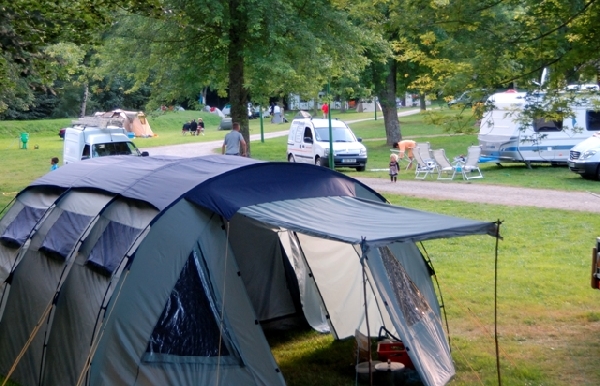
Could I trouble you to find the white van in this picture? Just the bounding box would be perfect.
[568,133,600,179]
[287,117,367,171]
[63,125,148,165]
[479,90,600,165]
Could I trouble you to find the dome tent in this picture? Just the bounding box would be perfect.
[0,155,497,386]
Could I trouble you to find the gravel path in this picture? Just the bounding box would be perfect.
[141,111,600,213]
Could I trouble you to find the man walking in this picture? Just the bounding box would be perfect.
[222,122,247,156]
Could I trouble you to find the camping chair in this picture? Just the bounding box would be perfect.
[460,145,484,180]
[432,149,459,180]
[412,145,437,179]
[415,142,434,162]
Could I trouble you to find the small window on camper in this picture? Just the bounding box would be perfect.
[586,110,600,131]
[532,118,563,132]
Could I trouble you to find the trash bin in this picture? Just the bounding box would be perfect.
[20,133,29,149]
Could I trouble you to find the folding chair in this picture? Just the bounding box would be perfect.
[432,149,459,180]
[412,146,437,179]
[461,145,484,180]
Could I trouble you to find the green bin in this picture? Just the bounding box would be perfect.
[20,133,29,149]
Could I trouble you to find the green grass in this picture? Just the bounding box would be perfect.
[2,108,600,386]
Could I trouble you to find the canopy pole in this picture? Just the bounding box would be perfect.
[359,238,373,386]
[494,220,503,386]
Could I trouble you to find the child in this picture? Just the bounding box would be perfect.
[389,153,399,182]
[50,157,59,171]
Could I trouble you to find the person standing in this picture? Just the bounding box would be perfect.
[189,119,198,136]
[321,103,329,119]
[389,154,399,182]
[222,122,247,156]
[272,103,282,123]
[50,157,59,171]
[197,118,205,135]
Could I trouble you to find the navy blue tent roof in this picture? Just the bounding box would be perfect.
[30,155,384,216]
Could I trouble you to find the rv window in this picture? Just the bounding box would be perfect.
[586,111,600,131]
[532,118,562,132]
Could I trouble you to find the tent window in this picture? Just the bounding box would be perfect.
[532,118,563,132]
[38,211,92,261]
[86,221,141,276]
[586,110,600,131]
[379,246,432,327]
[0,206,46,248]
[146,252,230,358]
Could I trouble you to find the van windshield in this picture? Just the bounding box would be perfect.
[314,127,357,142]
[92,142,140,157]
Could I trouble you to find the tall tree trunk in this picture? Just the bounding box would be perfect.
[419,92,426,111]
[228,0,250,155]
[80,83,89,118]
[376,59,401,146]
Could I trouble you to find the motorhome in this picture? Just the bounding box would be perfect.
[63,124,148,165]
[478,90,600,164]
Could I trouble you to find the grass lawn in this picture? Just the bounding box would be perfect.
[1,107,600,386]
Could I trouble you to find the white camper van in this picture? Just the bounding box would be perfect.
[568,132,600,179]
[287,117,367,171]
[478,90,600,164]
[63,125,148,165]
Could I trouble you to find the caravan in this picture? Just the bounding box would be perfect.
[478,90,600,164]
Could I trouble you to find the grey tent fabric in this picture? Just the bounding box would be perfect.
[0,156,499,386]
[238,196,496,247]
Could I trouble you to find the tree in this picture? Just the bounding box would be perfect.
[94,0,372,155]
[0,0,159,118]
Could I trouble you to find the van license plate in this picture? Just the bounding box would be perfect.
[342,159,356,163]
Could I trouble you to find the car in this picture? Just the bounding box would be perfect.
[568,132,600,179]
[286,117,367,171]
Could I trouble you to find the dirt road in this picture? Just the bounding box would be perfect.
[141,110,600,213]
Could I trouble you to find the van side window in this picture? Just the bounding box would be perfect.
[532,118,562,132]
[586,111,600,131]
[294,125,303,143]
[303,127,313,143]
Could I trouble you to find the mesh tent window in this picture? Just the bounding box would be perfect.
[145,251,233,361]
[380,246,432,327]
[0,206,46,248]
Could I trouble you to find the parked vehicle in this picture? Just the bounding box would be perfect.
[287,116,367,171]
[478,90,600,165]
[568,133,600,179]
[63,123,148,165]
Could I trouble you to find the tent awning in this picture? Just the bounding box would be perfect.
[237,196,497,248]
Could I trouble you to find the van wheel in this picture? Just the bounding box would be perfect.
[356,165,366,172]
[315,156,322,167]
[596,165,600,180]
[288,154,295,163]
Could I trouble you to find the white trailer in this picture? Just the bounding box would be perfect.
[478,90,600,164]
